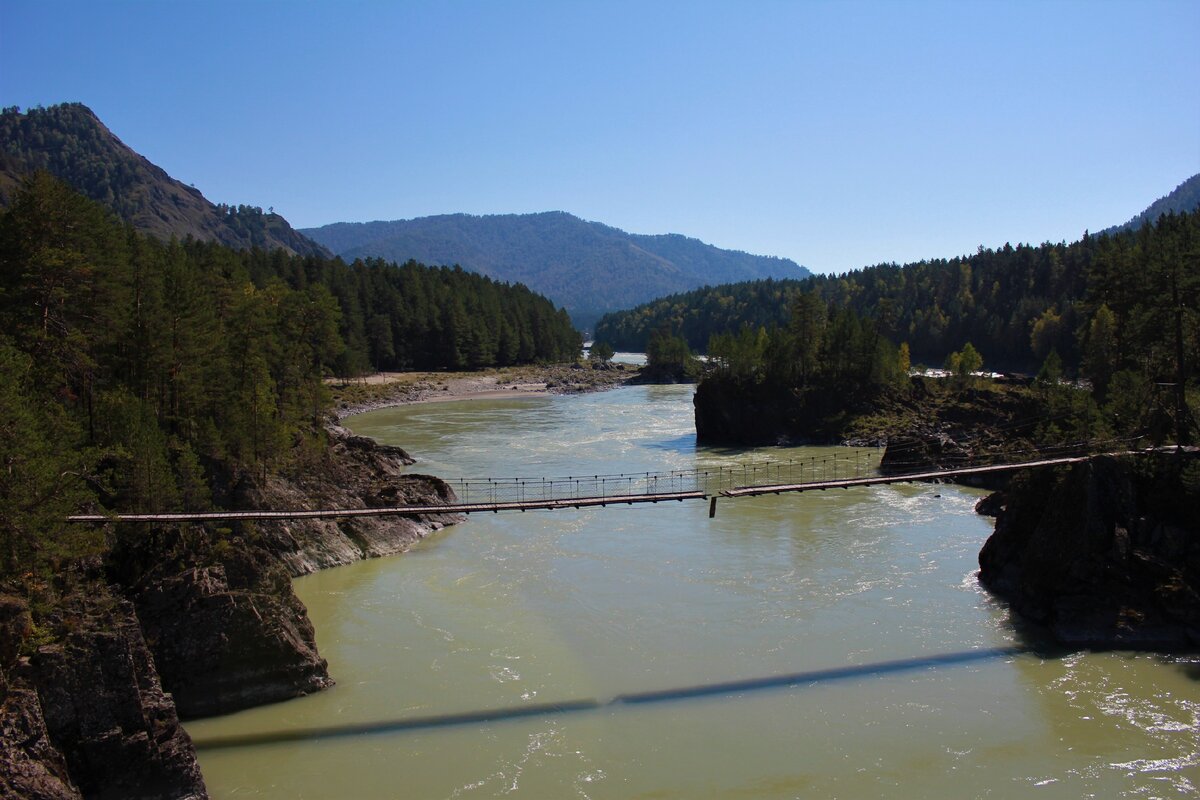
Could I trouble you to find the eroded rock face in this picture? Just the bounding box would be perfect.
[235,423,461,575]
[1,681,81,800]
[0,596,80,800]
[978,454,1200,649]
[117,530,332,719]
[110,423,460,718]
[30,597,207,799]
[693,379,801,445]
[2,418,466,791]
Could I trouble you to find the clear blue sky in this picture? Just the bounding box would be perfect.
[2,0,1197,273]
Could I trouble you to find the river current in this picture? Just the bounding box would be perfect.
[186,384,1198,798]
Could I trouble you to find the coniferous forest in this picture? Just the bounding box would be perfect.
[596,210,1200,383]
[0,173,579,576]
[602,211,1199,449]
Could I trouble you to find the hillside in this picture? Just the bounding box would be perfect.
[302,212,809,327]
[0,103,329,257]
[599,174,1200,370]
[1098,173,1200,236]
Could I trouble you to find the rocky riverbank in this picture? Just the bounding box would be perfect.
[978,451,1200,649]
[694,372,1200,649]
[329,361,637,418]
[1,421,461,797]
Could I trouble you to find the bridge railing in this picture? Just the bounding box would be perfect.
[443,448,885,504]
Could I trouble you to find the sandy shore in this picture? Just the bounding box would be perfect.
[329,363,637,418]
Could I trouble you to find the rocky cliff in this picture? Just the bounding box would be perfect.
[2,421,460,795]
[978,452,1200,649]
[693,378,809,445]
[694,374,1048,470]
[0,596,80,800]
[111,422,460,718]
[1,592,207,800]
[112,528,332,720]
[234,423,460,576]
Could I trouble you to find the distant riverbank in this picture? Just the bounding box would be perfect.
[329,361,638,418]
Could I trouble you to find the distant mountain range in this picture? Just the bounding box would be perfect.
[3,103,1195,332]
[0,103,328,258]
[302,214,810,328]
[1098,173,1200,237]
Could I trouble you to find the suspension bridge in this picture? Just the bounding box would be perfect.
[67,438,1170,524]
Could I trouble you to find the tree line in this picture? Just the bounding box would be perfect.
[0,174,579,577]
[666,211,1197,448]
[595,212,1200,386]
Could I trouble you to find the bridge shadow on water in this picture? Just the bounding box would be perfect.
[193,646,1027,751]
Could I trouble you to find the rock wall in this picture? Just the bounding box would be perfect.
[1,420,464,796]
[0,596,80,800]
[120,530,332,719]
[236,423,460,576]
[1,593,208,800]
[978,453,1200,648]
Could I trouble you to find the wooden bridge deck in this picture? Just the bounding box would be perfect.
[66,491,707,524]
[719,454,1098,498]
[704,451,1147,516]
[69,449,1171,524]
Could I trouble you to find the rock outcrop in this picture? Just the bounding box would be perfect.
[1,592,208,799]
[693,379,803,445]
[877,382,1043,478]
[117,529,332,719]
[234,423,460,575]
[100,422,462,718]
[3,419,464,792]
[627,362,697,386]
[978,452,1200,649]
[1,596,80,800]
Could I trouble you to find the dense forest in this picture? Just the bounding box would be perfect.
[0,174,578,576]
[684,210,1198,449]
[596,210,1200,382]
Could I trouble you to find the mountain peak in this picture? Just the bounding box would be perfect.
[301,212,809,326]
[0,103,328,258]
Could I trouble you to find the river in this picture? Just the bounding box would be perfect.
[185,384,1198,798]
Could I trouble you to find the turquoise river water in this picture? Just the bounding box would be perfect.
[185,384,1198,798]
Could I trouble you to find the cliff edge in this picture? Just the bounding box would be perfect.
[978,452,1200,649]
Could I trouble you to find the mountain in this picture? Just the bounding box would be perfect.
[302,212,809,328]
[1098,173,1200,236]
[0,103,329,258]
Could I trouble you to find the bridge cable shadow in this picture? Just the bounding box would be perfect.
[193,646,1027,751]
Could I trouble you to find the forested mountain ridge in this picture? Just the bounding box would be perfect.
[1099,173,1200,236]
[302,212,809,327]
[690,210,1198,457]
[596,206,1200,378]
[0,103,330,258]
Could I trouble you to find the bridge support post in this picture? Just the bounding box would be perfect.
[708,496,718,519]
